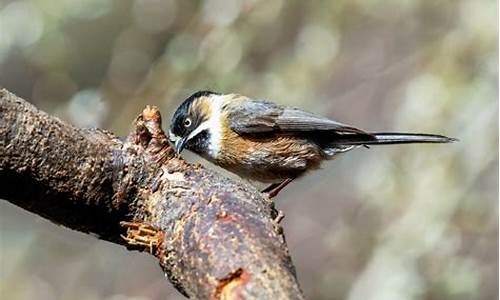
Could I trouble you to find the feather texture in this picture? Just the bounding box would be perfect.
[170,92,456,184]
[227,98,364,135]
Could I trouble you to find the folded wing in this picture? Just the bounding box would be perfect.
[228,99,367,135]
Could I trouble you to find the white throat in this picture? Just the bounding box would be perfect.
[205,95,224,159]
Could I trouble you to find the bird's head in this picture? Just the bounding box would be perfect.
[169,90,222,156]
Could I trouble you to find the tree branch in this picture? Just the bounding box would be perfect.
[0,89,304,299]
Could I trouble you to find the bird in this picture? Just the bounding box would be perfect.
[168,91,456,197]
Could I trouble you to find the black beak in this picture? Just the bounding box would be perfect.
[174,137,188,154]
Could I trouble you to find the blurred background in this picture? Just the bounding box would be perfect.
[0,0,497,299]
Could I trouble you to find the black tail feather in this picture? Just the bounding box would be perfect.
[368,132,457,145]
[334,132,457,146]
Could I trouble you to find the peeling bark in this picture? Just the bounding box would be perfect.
[0,89,304,300]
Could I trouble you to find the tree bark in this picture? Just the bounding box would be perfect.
[0,89,304,300]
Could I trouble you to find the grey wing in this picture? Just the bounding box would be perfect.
[227,99,281,133]
[228,99,366,135]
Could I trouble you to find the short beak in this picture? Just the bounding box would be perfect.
[174,137,187,154]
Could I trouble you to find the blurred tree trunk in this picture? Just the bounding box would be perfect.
[0,89,304,300]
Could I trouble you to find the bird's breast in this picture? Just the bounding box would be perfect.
[213,129,323,182]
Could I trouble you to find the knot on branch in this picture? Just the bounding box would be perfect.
[128,105,174,164]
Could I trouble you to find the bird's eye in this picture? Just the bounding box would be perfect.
[183,118,192,127]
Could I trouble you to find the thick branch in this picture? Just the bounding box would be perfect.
[0,89,304,299]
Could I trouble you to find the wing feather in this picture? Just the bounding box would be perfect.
[228,99,366,135]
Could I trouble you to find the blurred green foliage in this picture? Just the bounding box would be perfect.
[0,0,497,300]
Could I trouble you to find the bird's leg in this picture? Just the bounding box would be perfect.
[261,183,279,193]
[262,178,294,198]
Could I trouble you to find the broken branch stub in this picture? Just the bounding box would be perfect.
[0,89,305,299]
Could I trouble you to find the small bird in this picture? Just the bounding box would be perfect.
[169,91,456,197]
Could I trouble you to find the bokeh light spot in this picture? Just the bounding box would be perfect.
[132,0,177,33]
[199,29,242,74]
[165,34,200,72]
[0,1,44,47]
[295,24,339,68]
[67,89,109,128]
[66,0,112,20]
[202,0,242,27]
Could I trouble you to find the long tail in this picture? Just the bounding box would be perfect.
[322,132,456,156]
[366,132,457,145]
[335,132,457,146]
